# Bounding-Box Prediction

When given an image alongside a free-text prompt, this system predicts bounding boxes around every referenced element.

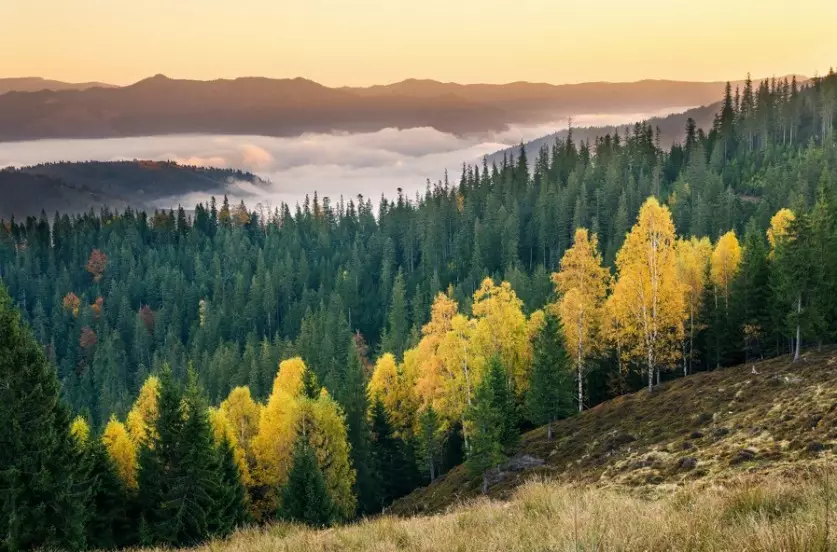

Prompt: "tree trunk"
[547,419,553,441]
[577,364,584,413]
[794,294,802,362]
[482,472,489,494]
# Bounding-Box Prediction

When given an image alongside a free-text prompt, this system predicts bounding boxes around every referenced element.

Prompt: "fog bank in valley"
[0,108,688,211]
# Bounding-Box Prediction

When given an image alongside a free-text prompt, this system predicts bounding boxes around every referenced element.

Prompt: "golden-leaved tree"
[102,415,138,489]
[302,389,357,519]
[609,198,686,392]
[675,236,712,375]
[126,375,160,445]
[251,360,304,518]
[711,231,742,312]
[767,208,796,254]
[552,229,609,411]
[368,352,417,436]
[412,292,459,430]
[220,386,260,474]
[70,415,90,445]
[470,278,531,397]
[208,406,251,485]
[251,357,356,520]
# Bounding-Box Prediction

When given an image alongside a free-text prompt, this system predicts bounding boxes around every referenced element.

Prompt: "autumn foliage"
[86,249,108,282]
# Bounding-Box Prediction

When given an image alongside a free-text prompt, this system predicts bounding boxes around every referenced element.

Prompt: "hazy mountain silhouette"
[0,77,116,95]
[0,75,798,142]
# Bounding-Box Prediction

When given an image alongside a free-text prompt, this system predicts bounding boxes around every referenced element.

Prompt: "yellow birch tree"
[609,198,686,392]
[552,229,609,411]
[711,231,742,311]
[675,236,712,375]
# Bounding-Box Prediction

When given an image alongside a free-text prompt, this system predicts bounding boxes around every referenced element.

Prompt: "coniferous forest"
[2,71,837,550]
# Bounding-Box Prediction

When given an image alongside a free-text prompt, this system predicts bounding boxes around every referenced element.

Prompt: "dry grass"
[144,473,837,552]
[134,349,837,551]
[395,348,837,516]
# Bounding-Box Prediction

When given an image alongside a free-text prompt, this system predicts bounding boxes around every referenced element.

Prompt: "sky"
[1,0,835,87]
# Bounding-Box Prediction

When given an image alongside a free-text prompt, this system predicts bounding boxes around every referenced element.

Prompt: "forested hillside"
[1,71,837,550]
[0,161,267,218]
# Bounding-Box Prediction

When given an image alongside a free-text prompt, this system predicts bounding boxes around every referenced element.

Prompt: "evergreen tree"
[526,312,573,440]
[369,399,412,506]
[210,437,249,537]
[464,362,506,494]
[85,439,133,549]
[279,435,336,527]
[0,283,87,551]
[137,367,221,546]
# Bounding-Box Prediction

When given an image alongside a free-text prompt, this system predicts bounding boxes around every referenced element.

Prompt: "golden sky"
[1,0,835,86]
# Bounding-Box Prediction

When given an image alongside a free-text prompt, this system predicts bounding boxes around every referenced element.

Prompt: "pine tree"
[279,435,336,527]
[0,283,87,551]
[526,312,573,440]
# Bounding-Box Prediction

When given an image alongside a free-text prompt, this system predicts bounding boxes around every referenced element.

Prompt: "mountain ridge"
[0,75,803,142]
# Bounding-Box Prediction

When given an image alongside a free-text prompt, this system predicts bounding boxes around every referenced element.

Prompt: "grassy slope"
[392,347,837,515]
[162,477,835,551]
[141,350,837,552]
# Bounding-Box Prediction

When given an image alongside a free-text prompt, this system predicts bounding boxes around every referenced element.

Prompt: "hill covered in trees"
[0,161,267,218]
[1,70,837,550]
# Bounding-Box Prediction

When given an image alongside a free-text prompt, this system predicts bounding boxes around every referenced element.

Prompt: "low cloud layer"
[0,108,686,211]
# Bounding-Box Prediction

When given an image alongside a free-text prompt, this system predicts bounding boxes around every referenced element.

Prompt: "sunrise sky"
[1,0,835,87]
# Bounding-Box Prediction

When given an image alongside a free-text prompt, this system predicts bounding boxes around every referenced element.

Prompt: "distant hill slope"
[392,348,837,516]
[0,77,116,95]
[0,161,266,219]
[490,102,721,164]
[0,75,789,141]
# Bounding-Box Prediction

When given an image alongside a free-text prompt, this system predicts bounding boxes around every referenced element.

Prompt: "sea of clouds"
[0,109,686,211]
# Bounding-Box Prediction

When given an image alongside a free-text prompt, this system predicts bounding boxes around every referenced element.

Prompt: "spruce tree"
[465,365,506,494]
[417,406,443,482]
[526,312,573,440]
[279,435,336,527]
[334,342,381,514]
[138,366,220,547]
[210,437,249,537]
[85,439,133,549]
[369,399,412,506]
[0,283,87,551]
[482,356,518,452]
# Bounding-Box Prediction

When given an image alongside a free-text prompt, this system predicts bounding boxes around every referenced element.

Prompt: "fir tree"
[464,362,506,494]
[369,399,412,506]
[85,439,133,549]
[526,312,573,440]
[0,283,87,551]
[279,435,336,527]
[210,437,249,537]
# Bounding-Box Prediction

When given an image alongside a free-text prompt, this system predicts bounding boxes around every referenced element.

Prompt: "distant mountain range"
[0,77,116,95]
[0,74,796,142]
[0,161,266,219]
